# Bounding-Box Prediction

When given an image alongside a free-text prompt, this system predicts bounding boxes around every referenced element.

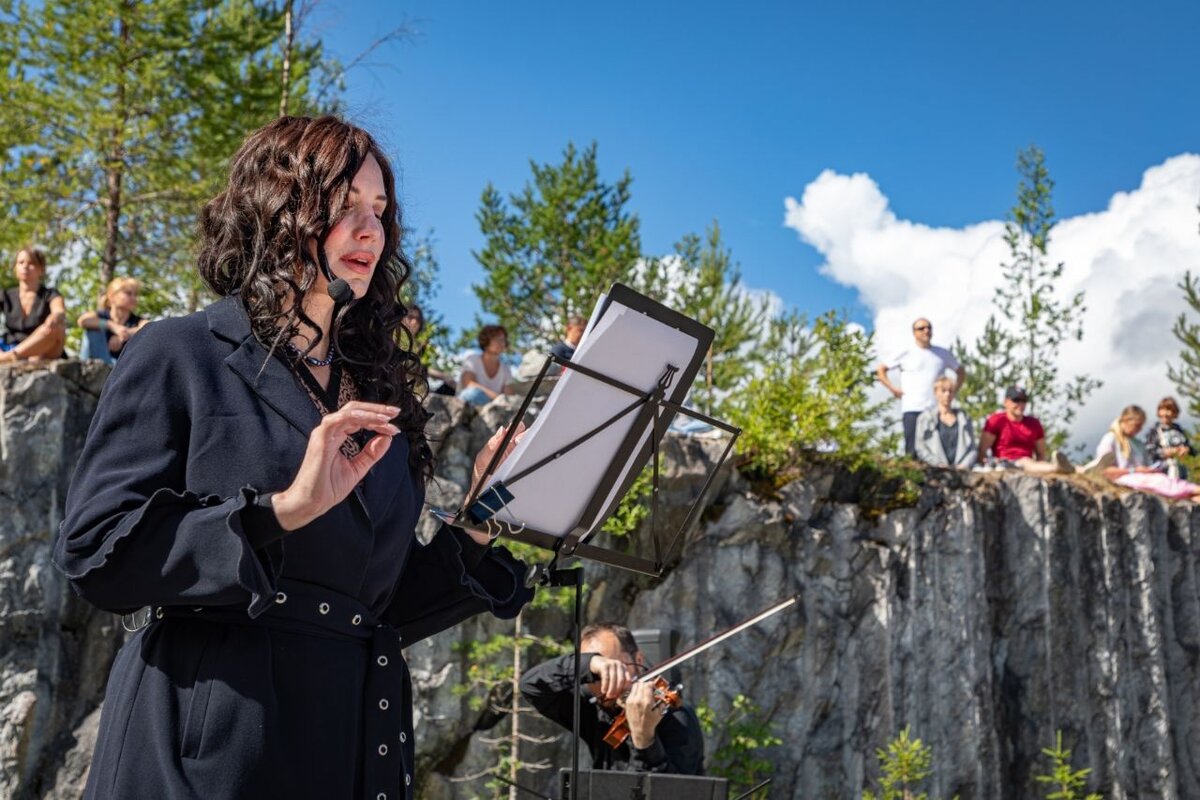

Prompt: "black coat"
[54,297,534,800]
[519,653,705,775]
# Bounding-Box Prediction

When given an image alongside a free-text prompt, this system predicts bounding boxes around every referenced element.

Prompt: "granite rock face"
[0,362,122,800]
[3,369,1200,799]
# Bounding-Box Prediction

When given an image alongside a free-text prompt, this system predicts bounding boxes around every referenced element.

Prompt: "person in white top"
[876,317,965,455]
[458,324,512,406]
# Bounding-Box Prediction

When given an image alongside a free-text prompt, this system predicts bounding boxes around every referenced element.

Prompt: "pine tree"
[1168,272,1200,420]
[0,0,334,316]
[472,142,641,349]
[966,145,1098,445]
[637,222,769,415]
[954,315,1016,424]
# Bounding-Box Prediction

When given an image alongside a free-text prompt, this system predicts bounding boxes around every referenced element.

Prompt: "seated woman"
[1094,405,1200,500]
[914,376,977,468]
[1144,396,1193,479]
[77,276,149,362]
[457,323,511,406]
[0,246,67,363]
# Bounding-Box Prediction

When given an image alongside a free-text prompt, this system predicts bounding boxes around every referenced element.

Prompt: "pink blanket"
[1116,472,1199,499]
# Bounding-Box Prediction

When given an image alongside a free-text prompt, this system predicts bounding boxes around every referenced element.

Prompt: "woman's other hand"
[463,422,526,544]
[271,401,401,530]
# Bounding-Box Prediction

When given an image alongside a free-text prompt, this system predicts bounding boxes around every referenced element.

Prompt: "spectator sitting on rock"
[457,323,511,406]
[876,317,965,456]
[1145,396,1193,479]
[550,314,586,362]
[915,375,977,468]
[401,303,456,396]
[1089,405,1200,500]
[977,386,1073,474]
[0,246,67,363]
[77,277,149,362]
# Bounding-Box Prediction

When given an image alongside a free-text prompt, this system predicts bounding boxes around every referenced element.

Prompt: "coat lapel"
[207,297,322,439]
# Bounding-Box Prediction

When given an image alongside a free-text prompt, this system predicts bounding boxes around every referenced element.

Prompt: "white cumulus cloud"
[784,154,1200,448]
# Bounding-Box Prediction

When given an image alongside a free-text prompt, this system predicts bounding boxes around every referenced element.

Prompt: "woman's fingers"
[346,433,393,481]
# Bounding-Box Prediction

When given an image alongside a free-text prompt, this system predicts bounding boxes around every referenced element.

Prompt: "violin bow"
[637,594,800,683]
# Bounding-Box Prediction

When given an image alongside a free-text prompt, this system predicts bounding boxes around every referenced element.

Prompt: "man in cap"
[977,386,1073,474]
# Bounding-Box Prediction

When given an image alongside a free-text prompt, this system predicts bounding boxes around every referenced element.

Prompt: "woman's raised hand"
[271,401,401,531]
[462,422,527,544]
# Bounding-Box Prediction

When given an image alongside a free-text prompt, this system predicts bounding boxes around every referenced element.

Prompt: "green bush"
[863,727,956,800]
[728,310,896,482]
[1033,731,1102,800]
[696,694,781,800]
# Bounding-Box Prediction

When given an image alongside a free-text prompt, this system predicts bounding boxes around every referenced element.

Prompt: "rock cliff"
[2,368,1197,799]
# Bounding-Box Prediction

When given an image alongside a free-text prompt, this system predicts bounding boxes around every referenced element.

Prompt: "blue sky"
[321,1,1200,340]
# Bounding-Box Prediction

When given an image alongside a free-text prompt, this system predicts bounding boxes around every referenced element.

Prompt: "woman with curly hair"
[54,116,533,800]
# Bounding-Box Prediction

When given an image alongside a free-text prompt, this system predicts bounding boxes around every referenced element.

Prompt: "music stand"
[432,283,741,797]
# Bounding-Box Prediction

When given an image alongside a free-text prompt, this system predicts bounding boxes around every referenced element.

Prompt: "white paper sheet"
[487,296,699,539]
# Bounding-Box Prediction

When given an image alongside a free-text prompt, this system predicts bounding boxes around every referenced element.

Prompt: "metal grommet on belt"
[318,602,330,615]
[352,614,362,625]
[155,607,164,619]
[377,794,386,800]
[379,699,389,710]
[378,744,388,756]
[399,731,407,743]
[405,774,411,786]
[275,592,287,604]
[377,655,388,666]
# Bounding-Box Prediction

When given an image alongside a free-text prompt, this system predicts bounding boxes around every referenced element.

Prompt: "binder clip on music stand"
[432,284,741,799]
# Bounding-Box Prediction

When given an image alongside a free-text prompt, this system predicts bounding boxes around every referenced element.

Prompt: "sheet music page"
[488,297,698,538]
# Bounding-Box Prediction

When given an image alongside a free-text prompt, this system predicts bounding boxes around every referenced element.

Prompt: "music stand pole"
[543,566,584,799]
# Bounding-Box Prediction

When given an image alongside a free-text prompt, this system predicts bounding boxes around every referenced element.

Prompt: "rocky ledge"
[2,366,1197,799]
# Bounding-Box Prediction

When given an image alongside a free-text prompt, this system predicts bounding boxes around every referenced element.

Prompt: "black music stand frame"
[436,286,740,799]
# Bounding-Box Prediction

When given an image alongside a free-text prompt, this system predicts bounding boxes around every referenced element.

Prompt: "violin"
[601,676,683,748]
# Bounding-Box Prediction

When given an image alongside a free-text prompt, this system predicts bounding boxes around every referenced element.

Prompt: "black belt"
[154,578,413,800]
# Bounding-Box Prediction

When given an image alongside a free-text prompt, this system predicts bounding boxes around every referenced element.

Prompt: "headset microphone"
[316,247,354,305]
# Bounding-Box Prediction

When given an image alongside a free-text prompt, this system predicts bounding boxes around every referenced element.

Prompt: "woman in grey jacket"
[915,376,978,468]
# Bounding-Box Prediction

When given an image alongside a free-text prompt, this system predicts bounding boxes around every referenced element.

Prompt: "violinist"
[520,622,705,774]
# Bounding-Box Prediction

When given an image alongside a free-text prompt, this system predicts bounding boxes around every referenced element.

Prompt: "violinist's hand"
[623,681,664,749]
[589,655,634,702]
[464,423,527,545]
[272,402,400,531]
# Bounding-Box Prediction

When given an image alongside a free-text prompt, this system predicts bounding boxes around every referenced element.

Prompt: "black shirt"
[936,418,959,464]
[1,284,62,345]
[520,653,705,775]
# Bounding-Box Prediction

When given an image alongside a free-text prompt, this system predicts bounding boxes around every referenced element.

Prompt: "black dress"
[54,297,534,800]
[1,284,63,350]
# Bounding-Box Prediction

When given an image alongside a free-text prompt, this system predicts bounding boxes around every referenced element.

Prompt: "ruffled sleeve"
[53,321,285,618]
[385,524,534,644]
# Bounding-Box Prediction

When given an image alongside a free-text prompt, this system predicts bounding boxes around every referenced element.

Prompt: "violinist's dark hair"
[197,115,431,478]
[581,622,640,658]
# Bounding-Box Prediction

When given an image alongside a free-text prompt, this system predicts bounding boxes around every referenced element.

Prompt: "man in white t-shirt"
[876,317,965,455]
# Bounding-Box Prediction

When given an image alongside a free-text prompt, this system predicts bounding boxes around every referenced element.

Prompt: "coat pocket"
[180,627,223,759]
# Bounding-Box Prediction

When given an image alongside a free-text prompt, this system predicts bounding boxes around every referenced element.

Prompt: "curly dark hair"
[196,115,431,478]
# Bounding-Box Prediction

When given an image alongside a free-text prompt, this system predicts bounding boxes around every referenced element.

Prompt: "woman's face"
[934,382,955,407]
[1120,416,1145,437]
[14,250,42,287]
[485,333,507,355]
[319,154,387,300]
[110,285,138,312]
